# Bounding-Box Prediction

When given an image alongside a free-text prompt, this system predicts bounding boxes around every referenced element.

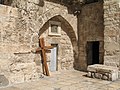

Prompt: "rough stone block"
[0,75,9,87]
[111,72,119,81]
[87,65,97,72]
[28,0,39,4]
[0,5,18,17]
[87,72,91,77]
[87,64,119,81]
[103,75,108,80]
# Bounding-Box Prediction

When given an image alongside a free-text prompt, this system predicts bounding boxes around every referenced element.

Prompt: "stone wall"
[104,0,120,68]
[77,1,104,71]
[0,0,77,86]
[0,4,41,85]
[11,0,78,70]
[1,0,119,86]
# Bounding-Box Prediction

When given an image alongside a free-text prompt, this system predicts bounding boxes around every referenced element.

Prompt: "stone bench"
[87,64,119,81]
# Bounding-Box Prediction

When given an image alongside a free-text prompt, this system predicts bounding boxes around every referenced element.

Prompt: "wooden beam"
[40,38,50,76]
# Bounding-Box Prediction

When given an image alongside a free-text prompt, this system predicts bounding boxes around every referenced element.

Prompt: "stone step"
[87,64,119,81]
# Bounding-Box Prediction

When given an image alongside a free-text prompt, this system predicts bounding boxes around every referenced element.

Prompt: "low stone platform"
[87,64,119,81]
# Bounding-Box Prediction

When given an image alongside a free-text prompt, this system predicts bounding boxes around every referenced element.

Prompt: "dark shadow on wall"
[45,0,81,14]
[0,0,12,6]
[39,15,78,70]
[38,0,45,7]
[45,0,102,15]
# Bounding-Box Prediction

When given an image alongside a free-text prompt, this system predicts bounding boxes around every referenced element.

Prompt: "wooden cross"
[35,38,53,76]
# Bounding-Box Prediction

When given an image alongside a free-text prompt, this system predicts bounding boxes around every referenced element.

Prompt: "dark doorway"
[0,0,4,4]
[86,41,99,65]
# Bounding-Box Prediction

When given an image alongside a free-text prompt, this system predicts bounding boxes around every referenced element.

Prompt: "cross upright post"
[35,38,53,76]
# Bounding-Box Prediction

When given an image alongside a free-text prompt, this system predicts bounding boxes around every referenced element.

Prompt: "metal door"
[50,47,57,72]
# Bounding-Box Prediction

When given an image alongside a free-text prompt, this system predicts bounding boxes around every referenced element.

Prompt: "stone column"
[77,14,87,71]
[104,0,120,68]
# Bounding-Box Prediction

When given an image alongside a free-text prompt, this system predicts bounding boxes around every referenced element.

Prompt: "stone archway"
[37,4,78,38]
[39,15,78,71]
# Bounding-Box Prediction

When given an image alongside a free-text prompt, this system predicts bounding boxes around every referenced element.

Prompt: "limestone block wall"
[0,0,78,86]
[0,4,41,86]
[11,0,78,71]
[78,2,104,71]
[104,0,120,68]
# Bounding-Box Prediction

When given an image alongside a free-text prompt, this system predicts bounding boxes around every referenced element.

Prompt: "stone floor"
[0,70,120,90]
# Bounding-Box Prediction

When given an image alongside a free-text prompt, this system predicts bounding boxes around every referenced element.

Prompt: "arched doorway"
[39,15,78,72]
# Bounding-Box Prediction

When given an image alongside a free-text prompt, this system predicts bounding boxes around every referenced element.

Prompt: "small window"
[48,21,61,36]
[51,24,58,33]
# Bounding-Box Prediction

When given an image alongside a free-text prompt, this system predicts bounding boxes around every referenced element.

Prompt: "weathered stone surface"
[0,75,9,87]
[0,5,18,17]
[0,0,120,86]
[104,0,120,68]
[87,64,119,81]
[78,2,104,71]
[0,70,119,90]
[0,0,78,86]
[103,75,108,80]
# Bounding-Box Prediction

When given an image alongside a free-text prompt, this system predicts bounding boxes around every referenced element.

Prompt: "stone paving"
[0,70,120,90]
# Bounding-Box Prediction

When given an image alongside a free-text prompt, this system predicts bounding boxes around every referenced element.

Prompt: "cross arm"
[31,46,54,53]
[31,48,41,53]
[45,46,54,49]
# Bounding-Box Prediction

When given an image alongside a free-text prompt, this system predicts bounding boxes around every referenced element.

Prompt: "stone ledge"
[87,64,119,81]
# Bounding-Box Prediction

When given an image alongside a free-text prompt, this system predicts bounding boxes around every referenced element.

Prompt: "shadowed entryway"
[87,41,100,65]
